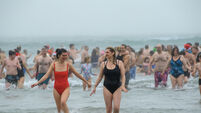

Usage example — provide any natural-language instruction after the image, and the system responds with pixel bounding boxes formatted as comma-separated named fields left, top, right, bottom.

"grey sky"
left=0, top=0, right=201, bottom=38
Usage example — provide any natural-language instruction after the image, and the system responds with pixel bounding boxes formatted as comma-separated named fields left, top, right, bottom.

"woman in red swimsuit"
left=31, top=48, right=91, bottom=113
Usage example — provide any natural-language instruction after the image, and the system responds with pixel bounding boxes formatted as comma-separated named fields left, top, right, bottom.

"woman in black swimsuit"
left=90, top=47, right=127, bottom=113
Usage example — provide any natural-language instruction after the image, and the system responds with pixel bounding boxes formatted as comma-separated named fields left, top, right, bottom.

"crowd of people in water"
left=0, top=42, right=201, bottom=113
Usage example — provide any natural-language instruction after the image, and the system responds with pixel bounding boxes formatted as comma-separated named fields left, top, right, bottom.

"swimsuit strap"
left=67, top=63, right=68, bottom=74
left=54, top=62, right=55, bottom=73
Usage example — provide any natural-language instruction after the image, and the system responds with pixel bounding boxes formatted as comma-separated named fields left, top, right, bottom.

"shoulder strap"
left=67, top=63, right=69, bottom=74
left=54, top=62, right=55, bottom=72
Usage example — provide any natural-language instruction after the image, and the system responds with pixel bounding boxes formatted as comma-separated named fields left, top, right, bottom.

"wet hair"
left=194, top=42, right=199, bottom=47
left=145, top=45, right=149, bottom=49
left=91, top=48, right=97, bottom=57
left=121, top=44, right=127, bottom=48
left=144, top=57, right=150, bottom=62
left=14, top=49, right=19, bottom=53
left=9, top=50, right=15, bottom=56
left=192, top=46, right=198, bottom=51
left=171, top=47, right=179, bottom=56
left=17, top=46, right=21, bottom=52
left=106, top=47, right=116, bottom=64
left=150, top=50, right=155, bottom=56
left=162, top=44, right=165, bottom=51
left=37, top=50, right=40, bottom=54
left=196, top=52, right=201, bottom=62
left=84, top=56, right=90, bottom=63
left=56, top=48, right=67, bottom=59
left=69, top=44, right=74, bottom=48
left=180, top=50, right=185, bottom=56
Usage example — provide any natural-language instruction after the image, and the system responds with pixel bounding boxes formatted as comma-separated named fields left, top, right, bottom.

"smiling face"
left=59, top=52, right=68, bottom=61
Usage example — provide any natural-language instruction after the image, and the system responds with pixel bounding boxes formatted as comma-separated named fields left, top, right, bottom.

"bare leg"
left=5, top=82, right=11, bottom=89
left=53, top=89, right=61, bottom=113
left=18, top=77, right=25, bottom=89
left=83, top=81, right=86, bottom=91
left=103, top=87, right=113, bottom=113
left=170, top=75, right=177, bottom=89
left=113, top=88, right=121, bottom=113
left=184, top=76, right=188, bottom=84
left=177, top=75, right=184, bottom=89
left=61, top=87, right=70, bottom=113
left=87, top=78, right=92, bottom=91
left=200, top=85, right=201, bottom=95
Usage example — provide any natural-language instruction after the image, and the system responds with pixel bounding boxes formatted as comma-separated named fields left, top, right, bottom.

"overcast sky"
left=0, top=0, right=201, bottom=38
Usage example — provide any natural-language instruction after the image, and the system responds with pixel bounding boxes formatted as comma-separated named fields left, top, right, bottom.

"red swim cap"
left=184, top=44, right=191, bottom=49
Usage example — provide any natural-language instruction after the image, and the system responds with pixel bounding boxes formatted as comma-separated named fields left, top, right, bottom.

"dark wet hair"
left=194, top=42, right=199, bottom=47
left=17, top=46, right=21, bottom=52
left=56, top=48, right=67, bottom=59
left=196, top=52, right=201, bottom=62
left=171, top=47, right=179, bottom=56
left=145, top=45, right=149, bottom=49
left=106, top=47, right=116, bottom=64
left=150, top=50, right=155, bottom=56
left=9, top=50, right=15, bottom=56
left=144, top=57, right=150, bottom=62
left=69, top=44, right=74, bottom=48
left=121, top=44, right=127, bottom=48
left=91, top=48, right=97, bottom=56
left=192, top=46, right=198, bottom=51
left=180, top=50, right=185, bottom=56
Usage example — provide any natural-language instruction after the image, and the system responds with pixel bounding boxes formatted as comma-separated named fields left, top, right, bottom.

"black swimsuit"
left=103, top=61, right=121, bottom=94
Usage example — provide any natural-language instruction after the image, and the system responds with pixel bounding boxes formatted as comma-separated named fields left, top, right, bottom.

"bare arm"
left=22, top=61, right=33, bottom=78
left=0, top=60, right=6, bottom=77
left=192, top=63, right=198, bottom=76
left=119, top=61, right=126, bottom=87
left=148, top=55, right=154, bottom=73
left=31, top=63, right=54, bottom=87
left=69, top=63, right=89, bottom=84
left=181, top=56, right=191, bottom=71
left=123, top=55, right=130, bottom=68
left=90, top=62, right=105, bottom=96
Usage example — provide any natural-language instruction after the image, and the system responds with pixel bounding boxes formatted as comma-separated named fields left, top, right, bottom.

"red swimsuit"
left=54, top=63, right=69, bottom=95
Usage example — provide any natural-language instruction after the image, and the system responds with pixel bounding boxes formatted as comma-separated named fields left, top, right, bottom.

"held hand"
left=31, top=83, right=38, bottom=88
left=90, top=88, right=96, bottom=96
left=121, top=86, right=128, bottom=92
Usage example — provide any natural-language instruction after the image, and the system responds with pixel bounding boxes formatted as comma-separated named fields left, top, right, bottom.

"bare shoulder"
left=117, top=60, right=123, bottom=66
left=100, top=61, right=106, bottom=68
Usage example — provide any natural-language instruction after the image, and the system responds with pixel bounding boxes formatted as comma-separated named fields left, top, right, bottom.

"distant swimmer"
left=80, top=56, right=96, bottom=91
